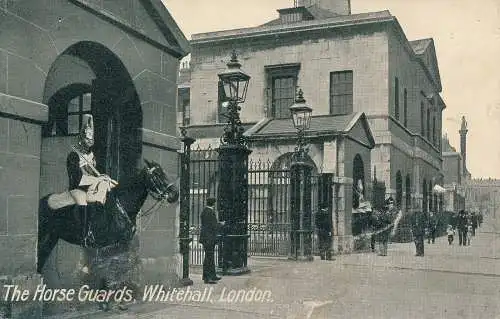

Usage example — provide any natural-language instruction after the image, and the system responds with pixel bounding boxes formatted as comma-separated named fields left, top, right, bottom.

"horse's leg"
left=37, top=233, right=58, bottom=273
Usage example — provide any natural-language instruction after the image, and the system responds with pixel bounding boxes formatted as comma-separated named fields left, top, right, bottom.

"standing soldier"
left=315, top=206, right=332, bottom=260
left=373, top=197, right=401, bottom=256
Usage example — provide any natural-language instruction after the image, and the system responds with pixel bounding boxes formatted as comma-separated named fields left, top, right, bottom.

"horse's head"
left=143, top=159, right=179, bottom=203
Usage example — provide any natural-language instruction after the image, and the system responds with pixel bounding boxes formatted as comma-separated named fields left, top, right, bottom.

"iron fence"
left=187, top=145, right=330, bottom=265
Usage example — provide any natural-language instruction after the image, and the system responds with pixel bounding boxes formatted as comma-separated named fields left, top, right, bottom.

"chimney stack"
left=297, top=0, right=351, bottom=15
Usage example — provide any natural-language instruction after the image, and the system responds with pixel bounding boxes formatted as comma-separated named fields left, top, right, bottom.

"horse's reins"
left=71, top=145, right=118, bottom=186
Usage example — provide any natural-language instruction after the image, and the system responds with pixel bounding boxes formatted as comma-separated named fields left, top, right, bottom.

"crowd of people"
left=411, top=209, right=483, bottom=256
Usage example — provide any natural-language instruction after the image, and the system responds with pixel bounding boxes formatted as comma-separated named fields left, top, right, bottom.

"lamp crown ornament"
left=218, top=50, right=251, bottom=146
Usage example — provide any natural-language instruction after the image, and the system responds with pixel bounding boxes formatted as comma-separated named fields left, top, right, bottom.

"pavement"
left=47, top=217, right=500, bottom=319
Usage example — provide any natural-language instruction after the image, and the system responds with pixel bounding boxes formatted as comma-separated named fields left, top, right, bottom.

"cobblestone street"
left=56, top=216, right=500, bottom=319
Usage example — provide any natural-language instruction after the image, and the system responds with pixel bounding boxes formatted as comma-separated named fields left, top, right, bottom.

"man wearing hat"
left=200, top=197, right=224, bottom=284
left=373, top=197, right=398, bottom=256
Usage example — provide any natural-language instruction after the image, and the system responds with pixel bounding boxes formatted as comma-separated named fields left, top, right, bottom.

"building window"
left=330, top=70, right=353, bottom=115
left=403, top=89, right=408, bottom=127
left=394, top=77, right=399, bottom=120
left=405, top=174, right=411, bottom=209
left=432, top=116, right=436, bottom=145
left=44, top=91, right=92, bottom=137
left=426, top=107, right=431, bottom=140
left=266, top=64, right=300, bottom=119
left=420, top=102, right=425, bottom=136
left=217, top=81, right=229, bottom=123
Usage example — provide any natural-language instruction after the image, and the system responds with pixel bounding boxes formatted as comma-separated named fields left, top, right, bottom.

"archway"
left=352, top=154, right=365, bottom=209
left=42, top=41, right=142, bottom=182
left=395, top=171, right=403, bottom=209
left=39, top=41, right=142, bottom=292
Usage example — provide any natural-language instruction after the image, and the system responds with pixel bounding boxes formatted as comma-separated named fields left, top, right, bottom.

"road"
left=56, top=216, right=500, bottom=319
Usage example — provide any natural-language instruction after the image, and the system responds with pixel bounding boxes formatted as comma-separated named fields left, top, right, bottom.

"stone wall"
left=0, top=0, right=185, bottom=316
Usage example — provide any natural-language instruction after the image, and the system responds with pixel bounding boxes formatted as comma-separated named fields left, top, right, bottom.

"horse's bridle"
left=146, top=166, right=169, bottom=201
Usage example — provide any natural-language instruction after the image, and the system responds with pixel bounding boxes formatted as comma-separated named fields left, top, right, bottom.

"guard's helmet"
left=79, top=114, right=94, bottom=142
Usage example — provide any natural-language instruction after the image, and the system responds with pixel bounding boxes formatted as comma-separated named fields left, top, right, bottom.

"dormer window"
left=278, top=7, right=314, bottom=24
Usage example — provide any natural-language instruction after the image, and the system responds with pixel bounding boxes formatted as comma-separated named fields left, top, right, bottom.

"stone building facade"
left=0, top=1, right=188, bottom=316
left=181, top=0, right=445, bottom=252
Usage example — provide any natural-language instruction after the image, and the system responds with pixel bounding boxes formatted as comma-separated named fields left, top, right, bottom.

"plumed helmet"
left=80, top=114, right=94, bottom=141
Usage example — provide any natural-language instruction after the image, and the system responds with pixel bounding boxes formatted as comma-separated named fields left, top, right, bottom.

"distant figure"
left=467, top=224, right=473, bottom=246
left=372, top=197, right=401, bottom=256
left=200, top=197, right=223, bottom=284
left=412, top=211, right=427, bottom=256
left=315, top=206, right=332, bottom=260
left=446, top=224, right=455, bottom=245
left=427, top=211, right=438, bottom=244
left=457, top=210, right=468, bottom=246
left=471, top=212, right=478, bottom=236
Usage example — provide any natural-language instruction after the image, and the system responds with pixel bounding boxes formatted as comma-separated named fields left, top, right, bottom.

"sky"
left=164, top=0, right=500, bottom=179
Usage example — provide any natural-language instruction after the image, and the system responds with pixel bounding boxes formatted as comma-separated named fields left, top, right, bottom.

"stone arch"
left=42, top=41, right=143, bottom=181
left=39, top=40, right=142, bottom=288
left=352, top=154, right=365, bottom=209
left=395, top=171, right=403, bottom=209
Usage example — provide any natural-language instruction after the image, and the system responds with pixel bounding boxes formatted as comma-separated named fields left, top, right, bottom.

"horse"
left=37, top=159, right=179, bottom=274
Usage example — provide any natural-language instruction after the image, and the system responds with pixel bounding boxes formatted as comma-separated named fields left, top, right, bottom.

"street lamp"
left=289, top=89, right=314, bottom=261
left=217, top=50, right=252, bottom=275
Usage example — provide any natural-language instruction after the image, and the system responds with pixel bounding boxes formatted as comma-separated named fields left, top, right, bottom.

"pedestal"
left=217, top=144, right=252, bottom=275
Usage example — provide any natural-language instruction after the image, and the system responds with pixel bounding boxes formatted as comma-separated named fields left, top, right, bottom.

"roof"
left=144, top=0, right=190, bottom=57
left=409, top=38, right=432, bottom=54
left=191, top=11, right=394, bottom=44
left=261, top=4, right=340, bottom=27
left=409, top=38, right=442, bottom=91
left=247, top=112, right=375, bottom=147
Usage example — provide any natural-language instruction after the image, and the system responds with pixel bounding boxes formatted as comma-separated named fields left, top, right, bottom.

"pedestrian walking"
left=467, top=224, right=473, bottom=245
left=372, top=197, right=401, bottom=256
left=427, top=211, right=438, bottom=244
left=471, top=212, right=478, bottom=236
left=446, top=224, right=455, bottom=245
left=412, top=211, right=427, bottom=256
left=200, top=197, right=223, bottom=284
left=457, top=210, right=468, bottom=246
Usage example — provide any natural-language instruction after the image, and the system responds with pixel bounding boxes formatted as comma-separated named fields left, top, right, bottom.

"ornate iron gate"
left=187, top=146, right=333, bottom=264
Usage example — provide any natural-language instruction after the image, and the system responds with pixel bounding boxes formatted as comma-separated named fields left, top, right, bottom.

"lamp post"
left=179, top=127, right=194, bottom=286
left=216, top=50, right=252, bottom=275
left=289, top=89, right=314, bottom=261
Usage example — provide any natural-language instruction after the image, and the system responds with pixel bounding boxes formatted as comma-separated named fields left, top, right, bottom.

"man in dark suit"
left=457, top=210, right=468, bottom=246
left=412, top=211, right=427, bottom=256
left=200, top=197, right=222, bottom=284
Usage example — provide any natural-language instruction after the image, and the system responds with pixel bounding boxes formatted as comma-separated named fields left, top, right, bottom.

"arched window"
left=396, top=171, right=403, bottom=209
left=43, top=84, right=92, bottom=137
left=405, top=174, right=411, bottom=210
left=428, top=182, right=433, bottom=212
left=352, top=154, right=365, bottom=209
left=422, top=179, right=427, bottom=213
